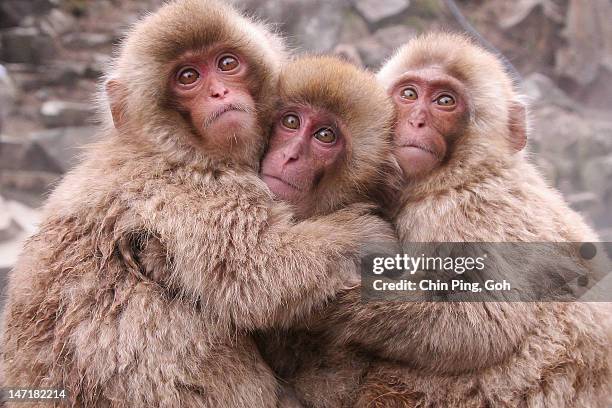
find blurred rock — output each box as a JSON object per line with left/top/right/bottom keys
{"left": 555, "top": 0, "right": 612, "bottom": 86}
{"left": 337, "top": 10, "right": 370, "bottom": 43}
{"left": 353, "top": 0, "right": 410, "bottom": 25}
{"left": 355, "top": 36, "right": 387, "bottom": 67}
{"left": 0, "top": 26, "right": 56, "bottom": 64}
{"left": 0, "top": 138, "right": 63, "bottom": 174}
{"left": 30, "top": 126, "right": 98, "bottom": 171}
{"left": 236, "top": 0, "right": 349, "bottom": 52}
{"left": 0, "top": 196, "right": 22, "bottom": 242}
{"left": 64, "top": 32, "right": 115, "bottom": 48}
{"left": 496, "top": 0, "right": 563, "bottom": 29}
{"left": 566, "top": 191, "right": 602, "bottom": 215}
{"left": 40, "top": 100, "right": 94, "bottom": 128}
{"left": 0, "top": 64, "right": 17, "bottom": 130}
{"left": 333, "top": 44, "right": 363, "bottom": 66}
{"left": 373, "top": 25, "right": 417, "bottom": 50}
{"left": 40, "top": 8, "right": 77, "bottom": 36}
{"left": 582, "top": 156, "right": 612, "bottom": 199}
{"left": 0, "top": 196, "right": 40, "bottom": 277}
{"left": 521, "top": 72, "right": 574, "bottom": 110}
{"left": 0, "top": 0, "right": 52, "bottom": 29}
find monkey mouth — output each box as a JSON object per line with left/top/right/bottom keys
{"left": 204, "top": 104, "right": 252, "bottom": 128}
{"left": 261, "top": 174, "right": 302, "bottom": 192}
{"left": 399, "top": 143, "right": 439, "bottom": 159}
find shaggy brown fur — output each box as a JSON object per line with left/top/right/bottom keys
{"left": 255, "top": 53, "right": 399, "bottom": 405}
{"left": 273, "top": 54, "right": 398, "bottom": 217}
{"left": 0, "top": 1, "right": 395, "bottom": 407}
{"left": 279, "top": 33, "right": 612, "bottom": 408}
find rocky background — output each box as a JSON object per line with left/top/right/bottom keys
{"left": 1, "top": 0, "right": 612, "bottom": 278}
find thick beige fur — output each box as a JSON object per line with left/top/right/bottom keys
{"left": 0, "top": 1, "right": 395, "bottom": 407}
{"left": 255, "top": 54, "right": 399, "bottom": 405}
{"left": 280, "top": 33, "right": 612, "bottom": 408}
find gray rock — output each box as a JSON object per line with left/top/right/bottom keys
{"left": 64, "top": 32, "right": 115, "bottom": 48}
{"left": 0, "top": 26, "right": 56, "bottom": 64}
{"left": 235, "top": 0, "right": 349, "bottom": 52}
{"left": 0, "top": 137, "right": 63, "bottom": 193}
{"left": 521, "top": 73, "right": 574, "bottom": 110}
{"left": 566, "top": 191, "right": 602, "bottom": 215}
{"left": 333, "top": 43, "right": 363, "bottom": 66}
{"left": 0, "top": 64, "right": 17, "bottom": 129}
{"left": 355, "top": 36, "right": 387, "bottom": 68}
{"left": 0, "top": 0, "right": 52, "bottom": 29}
{"left": 555, "top": 0, "right": 612, "bottom": 86}
{"left": 582, "top": 156, "right": 612, "bottom": 197}
{"left": 40, "top": 100, "right": 95, "bottom": 128}
{"left": 0, "top": 138, "right": 63, "bottom": 173}
{"left": 337, "top": 10, "right": 370, "bottom": 44}
{"left": 0, "top": 196, "right": 22, "bottom": 242}
{"left": 30, "top": 126, "right": 98, "bottom": 172}
{"left": 353, "top": 0, "right": 410, "bottom": 25}
{"left": 40, "top": 8, "right": 77, "bottom": 36}
{"left": 373, "top": 25, "right": 417, "bottom": 50}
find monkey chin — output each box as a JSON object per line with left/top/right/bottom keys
{"left": 262, "top": 174, "right": 303, "bottom": 204}
{"left": 205, "top": 111, "right": 257, "bottom": 147}
{"left": 396, "top": 145, "right": 441, "bottom": 178}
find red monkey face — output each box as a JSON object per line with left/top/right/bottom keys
{"left": 261, "top": 105, "right": 346, "bottom": 209}
{"left": 391, "top": 66, "right": 469, "bottom": 178}
{"left": 170, "top": 46, "right": 256, "bottom": 148}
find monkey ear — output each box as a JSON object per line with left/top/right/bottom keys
{"left": 105, "top": 79, "right": 129, "bottom": 129}
{"left": 507, "top": 101, "right": 527, "bottom": 152}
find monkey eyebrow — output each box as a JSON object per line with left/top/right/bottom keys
{"left": 392, "top": 72, "right": 466, "bottom": 95}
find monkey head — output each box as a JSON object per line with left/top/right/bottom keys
{"left": 104, "top": 0, "right": 287, "bottom": 168}
{"left": 261, "top": 56, "right": 396, "bottom": 218}
{"left": 377, "top": 33, "right": 527, "bottom": 187}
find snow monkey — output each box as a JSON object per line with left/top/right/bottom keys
{"left": 0, "top": 1, "right": 396, "bottom": 407}
{"left": 269, "top": 33, "right": 612, "bottom": 407}
{"left": 254, "top": 54, "right": 398, "bottom": 403}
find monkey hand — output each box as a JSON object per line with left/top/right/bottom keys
{"left": 316, "top": 204, "right": 399, "bottom": 288}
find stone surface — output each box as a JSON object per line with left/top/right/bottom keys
{"left": 372, "top": 24, "right": 417, "bottom": 50}
{"left": 41, "top": 8, "right": 77, "bottom": 36}
{"left": 30, "top": 126, "right": 99, "bottom": 171}
{"left": 64, "top": 32, "right": 115, "bottom": 48}
{"left": 40, "top": 100, "right": 95, "bottom": 128}
{"left": 353, "top": 0, "right": 410, "bottom": 25}
{"left": 521, "top": 72, "right": 575, "bottom": 110}
{"left": 0, "top": 26, "right": 56, "bottom": 64}
{"left": 555, "top": 0, "right": 612, "bottom": 86}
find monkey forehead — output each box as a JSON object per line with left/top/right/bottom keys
{"left": 278, "top": 55, "right": 396, "bottom": 210}
{"left": 112, "top": 0, "right": 286, "bottom": 95}
{"left": 377, "top": 32, "right": 522, "bottom": 133}
{"left": 389, "top": 66, "right": 469, "bottom": 96}
{"left": 278, "top": 55, "right": 394, "bottom": 138}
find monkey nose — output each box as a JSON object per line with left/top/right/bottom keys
{"left": 409, "top": 118, "right": 426, "bottom": 128}
{"left": 209, "top": 83, "right": 229, "bottom": 98}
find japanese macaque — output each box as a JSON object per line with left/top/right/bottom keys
{"left": 261, "top": 55, "right": 397, "bottom": 219}
{"left": 278, "top": 33, "right": 612, "bottom": 408}
{"left": 254, "top": 54, "right": 398, "bottom": 404}
{"left": 0, "top": 1, "right": 395, "bottom": 407}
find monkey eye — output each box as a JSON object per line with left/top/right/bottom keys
{"left": 218, "top": 54, "right": 240, "bottom": 72}
{"left": 314, "top": 128, "right": 336, "bottom": 144}
{"left": 281, "top": 113, "right": 300, "bottom": 130}
{"left": 400, "top": 87, "right": 418, "bottom": 100}
{"left": 177, "top": 67, "right": 200, "bottom": 86}
{"left": 435, "top": 94, "right": 455, "bottom": 106}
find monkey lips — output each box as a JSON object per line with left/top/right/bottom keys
{"left": 261, "top": 173, "right": 303, "bottom": 201}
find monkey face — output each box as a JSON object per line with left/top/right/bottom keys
{"left": 170, "top": 46, "right": 257, "bottom": 149}
{"left": 390, "top": 66, "right": 469, "bottom": 179}
{"left": 261, "top": 105, "right": 347, "bottom": 214}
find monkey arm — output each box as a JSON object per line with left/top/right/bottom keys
{"left": 134, "top": 179, "right": 395, "bottom": 333}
